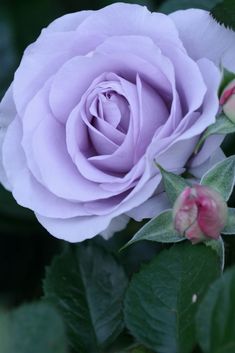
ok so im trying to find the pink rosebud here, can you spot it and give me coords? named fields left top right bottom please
left=220, top=79, right=235, bottom=122
left=173, top=185, right=227, bottom=244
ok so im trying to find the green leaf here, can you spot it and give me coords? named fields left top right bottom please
left=157, top=164, right=189, bottom=205
left=43, top=244, right=128, bottom=353
left=121, top=210, right=184, bottom=250
left=200, top=156, right=235, bottom=201
left=211, top=0, right=235, bottom=31
left=0, top=302, right=68, bottom=353
left=159, top=0, right=221, bottom=13
left=219, top=68, right=235, bottom=96
left=196, top=265, right=235, bottom=353
left=222, top=207, right=235, bottom=234
left=194, top=115, right=235, bottom=154
left=205, top=237, right=225, bottom=271
left=124, top=242, right=221, bottom=353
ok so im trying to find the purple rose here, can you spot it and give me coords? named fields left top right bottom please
left=0, top=3, right=234, bottom=242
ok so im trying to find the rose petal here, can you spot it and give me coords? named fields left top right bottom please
left=170, top=9, right=235, bottom=67
left=46, top=10, right=92, bottom=32
left=2, top=118, right=89, bottom=218
left=36, top=212, right=114, bottom=242
left=127, top=192, right=170, bottom=221
left=100, top=214, right=130, bottom=240
left=14, top=30, right=104, bottom=116
left=78, top=3, right=184, bottom=50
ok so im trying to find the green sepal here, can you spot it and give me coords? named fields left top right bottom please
left=156, top=163, right=189, bottom=205
left=121, top=210, right=184, bottom=251
left=194, top=115, right=235, bottom=154
left=200, top=155, right=235, bottom=201
left=205, top=237, right=225, bottom=271
left=221, top=207, right=235, bottom=234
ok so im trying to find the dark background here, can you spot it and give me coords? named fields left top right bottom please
left=0, top=0, right=234, bottom=310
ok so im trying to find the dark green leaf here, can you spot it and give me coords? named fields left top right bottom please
left=124, top=242, right=221, bottom=353
left=222, top=207, right=235, bottom=234
left=157, top=164, right=189, bottom=205
left=194, top=115, right=235, bottom=154
left=0, top=302, right=68, bottom=353
left=44, top=244, right=128, bottom=353
left=219, top=68, right=235, bottom=96
left=200, top=156, right=235, bottom=201
left=121, top=210, right=184, bottom=250
left=159, top=0, right=221, bottom=14
left=211, top=0, right=235, bottom=31
left=196, top=265, right=235, bottom=353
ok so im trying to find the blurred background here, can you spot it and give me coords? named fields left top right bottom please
left=0, top=0, right=234, bottom=310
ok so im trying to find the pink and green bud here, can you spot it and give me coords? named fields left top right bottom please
left=173, top=185, right=227, bottom=244
left=220, top=79, right=235, bottom=122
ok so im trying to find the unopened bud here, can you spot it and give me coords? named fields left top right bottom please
left=173, top=185, right=227, bottom=244
left=220, top=79, right=235, bottom=122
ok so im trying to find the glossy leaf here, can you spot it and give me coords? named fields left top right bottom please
left=125, top=242, right=221, bottom=353
left=44, top=244, right=128, bottom=353
left=196, top=265, right=235, bottom=353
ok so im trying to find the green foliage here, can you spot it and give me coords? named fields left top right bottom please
left=122, top=210, right=184, bottom=250
left=205, top=237, right=225, bottom=270
left=196, top=265, right=235, bottom=353
left=0, top=302, right=68, bottom=353
left=157, top=164, right=189, bottom=205
left=222, top=207, right=235, bottom=234
left=200, top=156, right=235, bottom=201
left=211, top=0, right=235, bottom=31
left=219, top=68, right=235, bottom=96
left=159, top=0, right=221, bottom=13
left=195, top=115, right=235, bottom=154
left=124, top=242, right=221, bottom=353
left=43, top=244, right=128, bottom=353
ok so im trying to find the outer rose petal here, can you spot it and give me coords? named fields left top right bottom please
left=100, top=214, right=130, bottom=240
left=170, top=9, right=235, bottom=68
left=46, top=11, right=93, bottom=32
left=78, top=2, right=184, bottom=50
left=36, top=212, right=114, bottom=242
left=189, top=148, right=225, bottom=179
left=126, top=192, right=170, bottom=221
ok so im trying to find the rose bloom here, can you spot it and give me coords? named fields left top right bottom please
left=0, top=3, right=235, bottom=242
